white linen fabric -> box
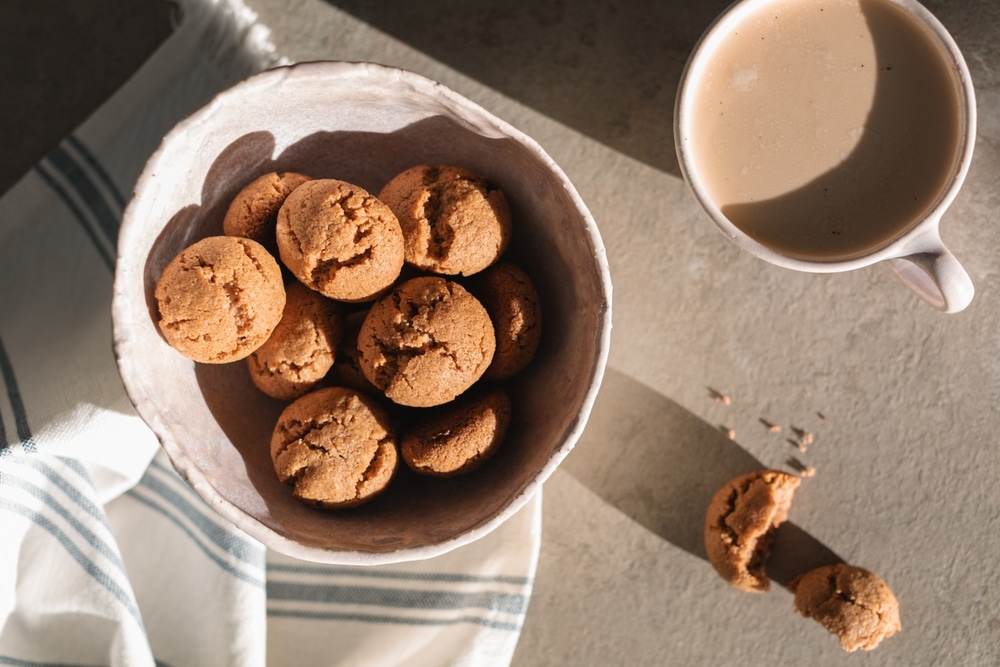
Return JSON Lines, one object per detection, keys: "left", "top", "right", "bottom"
{"left": 0, "top": 0, "right": 541, "bottom": 664}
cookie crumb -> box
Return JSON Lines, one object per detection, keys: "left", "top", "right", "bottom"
{"left": 709, "top": 388, "right": 732, "bottom": 405}
{"left": 792, "top": 426, "right": 814, "bottom": 447}
{"left": 760, "top": 418, "right": 782, "bottom": 433}
{"left": 787, "top": 456, "right": 816, "bottom": 477}
{"left": 719, "top": 425, "right": 736, "bottom": 440}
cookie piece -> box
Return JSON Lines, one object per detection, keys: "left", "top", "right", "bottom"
{"left": 276, "top": 178, "right": 405, "bottom": 303}
{"left": 154, "top": 236, "right": 285, "bottom": 364}
{"left": 222, "top": 171, "right": 311, "bottom": 257}
{"left": 378, "top": 165, "right": 511, "bottom": 276}
{"left": 790, "top": 564, "right": 901, "bottom": 652}
{"left": 704, "top": 469, "right": 801, "bottom": 592}
{"left": 247, "top": 280, "right": 342, "bottom": 401}
{"left": 270, "top": 386, "right": 398, "bottom": 508}
{"left": 470, "top": 262, "right": 542, "bottom": 380}
{"left": 357, "top": 276, "right": 496, "bottom": 407}
{"left": 401, "top": 387, "right": 512, "bottom": 476}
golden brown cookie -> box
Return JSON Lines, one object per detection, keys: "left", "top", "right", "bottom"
{"left": 469, "top": 262, "right": 542, "bottom": 380}
{"left": 790, "top": 564, "right": 901, "bottom": 652}
{"left": 276, "top": 179, "right": 405, "bottom": 303}
{"left": 378, "top": 165, "right": 512, "bottom": 276}
{"left": 154, "top": 235, "right": 285, "bottom": 364}
{"left": 222, "top": 171, "right": 311, "bottom": 257}
{"left": 247, "top": 280, "right": 342, "bottom": 401}
{"left": 357, "top": 276, "right": 496, "bottom": 407}
{"left": 401, "top": 387, "right": 512, "bottom": 476}
{"left": 270, "top": 386, "right": 398, "bottom": 508}
{"left": 704, "top": 469, "right": 801, "bottom": 592}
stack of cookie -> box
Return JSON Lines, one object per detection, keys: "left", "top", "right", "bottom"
{"left": 153, "top": 165, "right": 542, "bottom": 510}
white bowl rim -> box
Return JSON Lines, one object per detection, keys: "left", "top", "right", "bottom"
{"left": 112, "top": 60, "right": 613, "bottom": 565}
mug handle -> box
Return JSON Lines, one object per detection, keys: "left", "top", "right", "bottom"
{"left": 886, "top": 233, "right": 974, "bottom": 313}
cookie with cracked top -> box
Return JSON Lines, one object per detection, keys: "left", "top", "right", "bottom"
{"left": 270, "top": 386, "right": 398, "bottom": 509}
{"left": 401, "top": 386, "right": 511, "bottom": 477}
{"left": 378, "top": 164, "right": 511, "bottom": 277}
{"left": 154, "top": 235, "right": 285, "bottom": 364}
{"left": 247, "top": 280, "right": 342, "bottom": 401}
{"left": 790, "top": 563, "right": 901, "bottom": 652}
{"left": 276, "top": 178, "right": 404, "bottom": 303}
{"left": 469, "top": 261, "right": 542, "bottom": 380}
{"left": 357, "top": 276, "right": 495, "bottom": 407}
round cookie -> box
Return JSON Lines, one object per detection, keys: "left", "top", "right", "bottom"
{"left": 357, "top": 276, "right": 496, "bottom": 408}
{"left": 790, "top": 564, "right": 901, "bottom": 652}
{"left": 247, "top": 280, "right": 343, "bottom": 401}
{"left": 270, "top": 386, "right": 398, "bottom": 508}
{"left": 704, "top": 469, "right": 801, "bottom": 593}
{"left": 154, "top": 235, "right": 285, "bottom": 364}
{"left": 222, "top": 171, "right": 311, "bottom": 257}
{"left": 469, "top": 262, "right": 542, "bottom": 380}
{"left": 401, "top": 387, "right": 512, "bottom": 477}
{"left": 378, "top": 164, "right": 512, "bottom": 276}
{"left": 276, "top": 178, "right": 405, "bottom": 303}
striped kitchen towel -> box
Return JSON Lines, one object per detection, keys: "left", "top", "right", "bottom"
{"left": 0, "top": 0, "right": 541, "bottom": 665}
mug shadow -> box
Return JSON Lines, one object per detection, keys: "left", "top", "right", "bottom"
{"left": 717, "top": 0, "right": 963, "bottom": 261}
{"left": 563, "top": 367, "right": 843, "bottom": 588}
{"left": 321, "top": 0, "right": 734, "bottom": 177}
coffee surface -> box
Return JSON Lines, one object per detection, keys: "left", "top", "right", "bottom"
{"left": 689, "top": 0, "right": 962, "bottom": 261}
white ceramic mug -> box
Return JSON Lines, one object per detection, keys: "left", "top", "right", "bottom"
{"left": 675, "top": 0, "right": 976, "bottom": 313}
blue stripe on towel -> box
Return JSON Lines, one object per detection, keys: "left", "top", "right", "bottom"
{"left": 267, "top": 581, "right": 528, "bottom": 616}
{"left": 0, "top": 335, "right": 35, "bottom": 453}
{"left": 0, "top": 497, "right": 143, "bottom": 627}
{"left": 0, "top": 469, "right": 127, "bottom": 578}
{"left": 125, "top": 490, "right": 266, "bottom": 589}
{"left": 32, "top": 163, "right": 115, "bottom": 272}
{"left": 17, "top": 457, "right": 112, "bottom": 529}
{"left": 143, "top": 459, "right": 263, "bottom": 566}
{"left": 65, "top": 135, "right": 127, "bottom": 210}
{"left": 0, "top": 655, "right": 102, "bottom": 667}
{"left": 266, "top": 608, "right": 523, "bottom": 633}
{"left": 267, "top": 563, "right": 533, "bottom": 587}
{"left": 45, "top": 144, "right": 121, "bottom": 248}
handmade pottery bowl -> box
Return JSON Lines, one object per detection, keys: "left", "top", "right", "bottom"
{"left": 111, "top": 61, "right": 612, "bottom": 565}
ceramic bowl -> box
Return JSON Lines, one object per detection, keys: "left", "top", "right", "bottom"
{"left": 111, "top": 61, "right": 612, "bottom": 565}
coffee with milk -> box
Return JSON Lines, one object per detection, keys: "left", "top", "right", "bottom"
{"left": 686, "top": 0, "right": 963, "bottom": 261}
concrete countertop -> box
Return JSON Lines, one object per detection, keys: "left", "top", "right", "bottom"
{"left": 15, "top": 0, "right": 1000, "bottom": 664}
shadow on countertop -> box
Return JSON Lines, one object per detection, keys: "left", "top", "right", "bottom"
{"left": 322, "top": 0, "right": 733, "bottom": 177}
{"left": 0, "top": 0, "right": 177, "bottom": 197}
{"left": 563, "top": 366, "right": 844, "bottom": 588}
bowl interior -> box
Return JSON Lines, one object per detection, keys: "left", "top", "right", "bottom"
{"left": 113, "top": 61, "right": 610, "bottom": 564}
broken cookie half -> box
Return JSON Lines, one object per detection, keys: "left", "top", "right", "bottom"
{"left": 704, "top": 469, "right": 801, "bottom": 592}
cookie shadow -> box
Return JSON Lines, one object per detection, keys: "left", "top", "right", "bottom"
{"left": 563, "top": 367, "right": 843, "bottom": 587}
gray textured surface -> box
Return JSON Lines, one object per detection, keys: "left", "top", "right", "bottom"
{"left": 18, "top": 0, "right": 1000, "bottom": 663}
